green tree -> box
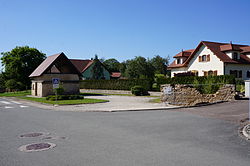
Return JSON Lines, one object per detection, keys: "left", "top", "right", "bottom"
{"left": 103, "top": 58, "right": 120, "bottom": 72}
{"left": 1, "top": 46, "right": 46, "bottom": 90}
{"left": 125, "top": 56, "right": 154, "bottom": 79}
{"left": 149, "top": 55, "right": 169, "bottom": 75}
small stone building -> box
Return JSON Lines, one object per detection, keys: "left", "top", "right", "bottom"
{"left": 29, "top": 52, "right": 82, "bottom": 97}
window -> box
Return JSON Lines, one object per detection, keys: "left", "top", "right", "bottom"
{"left": 202, "top": 55, "right": 206, "bottom": 61}
{"left": 176, "top": 58, "right": 181, "bottom": 64}
{"left": 191, "top": 70, "right": 198, "bottom": 76}
{"left": 247, "top": 71, "right": 250, "bottom": 78}
{"left": 203, "top": 70, "right": 217, "bottom": 76}
{"left": 230, "top": 70, "right": 242, "bottom": 78}
{"left": 208, "top": 70, "right": 213, "bottom": 76}
{"left": 233, "top": 52, "right": 238, "bottom": 60}
{"left": 199, "top": 54, "right": 210, "bottom": 62}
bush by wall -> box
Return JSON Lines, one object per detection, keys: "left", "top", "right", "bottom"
{"left": 164, "top": 75, "right": 235, "bottom": 85}
{"left": 46, "top": 95, "right": 84, "bottom": 101}
{"left": 131, "top": 86, "right": 149, "bottom": 96}
{"left": 80, "top": 79, "right": 152, "bottom": 91}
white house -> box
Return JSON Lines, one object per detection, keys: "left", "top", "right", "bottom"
{"left": 168, "top": 41, "right": 250, "bottom": 80}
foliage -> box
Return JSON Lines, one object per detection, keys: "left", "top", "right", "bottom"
{"left": 5, "top": 79, "right": 24, "bottom": 91}
{"left": 153, "top": 74, "right": 168, "bottom": 91}
{"left": 53, "top": 85, "right": 64, "bottom": 95}
{"left": 149, "top": 55, "right": 169, "bottom": 75}
{"left": 46, "top": 95, "right": 84, "bottom": 101}
{"left": 131, "top": 85, "right": 149, "bottom": 96}
{"left": 1, "top": 46, "right": 46, "bottom": 90}
{"left": 20, "top": 96, "right": 108, "bottom": 105}
{"left": 0, "top": 90, "right": 31, "bottom": 97}
{"left": 164, "top": 75, "right": 236, "bottom": 94}
{"left": 103, "top": 58, "right": 121, "bottom": 72}
{"left": 164, "top": 75, "right": 235, "bottom": 85}
{"left": 125, "top": 56, "right": 154, "bottom": 79}
{"left": 80, "top": 79, "right": 152, "bottom": 91}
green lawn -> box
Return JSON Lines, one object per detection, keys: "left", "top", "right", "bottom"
{"left": 0, "top": 90, "right": 108, "bottom": 105}
{"left": 19, "top": 96, "right": 108, "bottom": 105}
{"left": 0, "top": 90, "right": 31, "bottom": 97}
{"left": 149, "top": 98, "right": 162, "bottom": 103}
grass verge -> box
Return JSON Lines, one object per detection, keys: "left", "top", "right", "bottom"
{"left": 149, "top": 98, "right": 161, "bottom": 103}
{"left": 19, "top": 96, "right": 108, "bottom": 105}
{"left": 0, "top": 90, "right": 31, "bottom": 97}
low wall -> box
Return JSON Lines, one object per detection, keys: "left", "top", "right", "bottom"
{"left": 161, "top": 84, "right": 235, "bottom": 106}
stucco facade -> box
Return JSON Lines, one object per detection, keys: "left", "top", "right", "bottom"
{"left": 29, "top": 52, "right": 81, "bottom": 97}
{"left": 169, "top": 41, "right": 250, "bottom": 80}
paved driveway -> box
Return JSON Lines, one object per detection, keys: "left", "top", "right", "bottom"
{"left": 12, "top": 95, "right": 177, "bottom": 112}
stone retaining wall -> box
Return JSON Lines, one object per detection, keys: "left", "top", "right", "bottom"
{"left": 161, "top": 84, "right": 235, "bottom": 106}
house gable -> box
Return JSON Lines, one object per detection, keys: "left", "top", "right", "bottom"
{"left": 187, "top": 44, "right": 224, "bottom": 76}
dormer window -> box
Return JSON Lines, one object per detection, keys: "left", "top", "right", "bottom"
{"left": 176, "top": 58, "right": 181, "bottom": 64}
{"left": 233, "top": 52, "right": 238, "bottom": 60}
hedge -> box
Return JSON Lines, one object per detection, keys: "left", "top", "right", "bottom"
{"left": 164, "top": 75, "right": 235, "bottom": 85}
{"left": 80, "top": 79, "right": 152, "bottom": 91}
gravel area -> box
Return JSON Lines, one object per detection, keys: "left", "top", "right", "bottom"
{"left": 12, "top": 95, "right": 177, "bottom": 112}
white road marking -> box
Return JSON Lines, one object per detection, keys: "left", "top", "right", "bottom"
{"left": 5, "top": 106, "right": 14, "bottom": 109}
{"left": 20, "top": 105, "right": 28, "bottom": 108}
{"left": 11, "top": 101, "right": 22, "bottom": 104}
{"left": 0, "top": 101, "right": 11, "bottom": 104}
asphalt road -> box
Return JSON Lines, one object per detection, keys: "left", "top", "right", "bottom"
{"left": 0, "top": 98, "right": 249, "bottom": 166}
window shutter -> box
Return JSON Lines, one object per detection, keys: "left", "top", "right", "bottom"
{"left": 214, "top": 70, "right": 217, "bottom": 76}
{"left": 204, "top": 71, "right": 208, "bottom": 76}
{"left": 199, "top": 56, "right": 202, "bottom": 62}
{"left": 207, "top": 54, "right": 210, "bottom": 61}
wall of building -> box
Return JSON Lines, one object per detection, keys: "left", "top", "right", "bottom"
{"left": 31, "top": 74, "right": 80, "bottom": 97}
{"left": 188, "top": 45, "right": 224, "bottom": 76}
{"left": 170, "top": 67, "right": 188, "bottom": 77}
{"left": 224, "top": 63, "right": 250, "bottom": 80}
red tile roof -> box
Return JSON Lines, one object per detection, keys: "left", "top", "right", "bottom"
{"left": 173, "top": 49, "right": 194, "bottom": 58}
{"left": 70, "top": 59, "right": 94, "bottom": 73}
{"left": 168, "top": 41, "right": 250, "bottom": 69}
{"left": 111, "top": 72, "right": 121, "bottom": 78}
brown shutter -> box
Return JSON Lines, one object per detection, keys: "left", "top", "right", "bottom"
{"left": 207, "top": 54, "right": 210, "bottom": 61}
{"left": 214, "top": 70, "right": 217, "bottom": 76}
{"left": 204, "top": 71, "right": 208, "bottom": 76}
{"left": 199, "top": 56, "right": 202, "bottom": 62}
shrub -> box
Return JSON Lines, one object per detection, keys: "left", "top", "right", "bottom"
{"left": 46, "top": 95, "right": 84, "bottom": 101}
{"left": 80, "top": 79, "right": 152, "bottom": 91}
{"left": 131, "top": 86, "right": 149, "bottom": 96}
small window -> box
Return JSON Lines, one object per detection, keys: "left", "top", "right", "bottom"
{"left": 208, "top": 70, "right": 213, "bottom": 76}
{"left": 176, "top": 59, "right": 181, "bottom": 64}
{"left": 233, "top": 52, "right": 238, "bottom": 60}
{"left": 202, "top": 55, "right": 207, "bottom": 62}
{"left": 239, "top": 70, "right": 242, "bottom": 78}
{"left": 230, "top": 70, "right": 238, "bottom": 78}
{"left": 247, "top": 71, "right": 250, "bottom": 78}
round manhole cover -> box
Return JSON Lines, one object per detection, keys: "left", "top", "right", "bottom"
{"left": 242, "top": 124, "right": 250, "bottom": 140}
{"left": 19, "top": 142, "right": 56, "bottom": 152}
{"left": 19, "top": 132, "right": 48, "bottom": 138}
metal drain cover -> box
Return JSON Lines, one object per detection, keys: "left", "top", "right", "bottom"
{"left": 20, "top": 132, "right": 48, "bottom": 138}
{"left": 19, "top": 142, "right": 56, "bottom": 152}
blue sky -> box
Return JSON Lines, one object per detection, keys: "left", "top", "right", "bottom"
{"left": 0, "top": 0, "right": 250, "bottom": 64}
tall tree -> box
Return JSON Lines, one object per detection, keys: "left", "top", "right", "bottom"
{"left": 103, "top": 58, "right": 120, "bottom": 72}
{"left": 1, "top": 46, "right": 46, "bottom": 89}
{"left": 149, "top": 55, "right": 169, "bottom": 75}
{"left": 125, "top": 56, "right": 154, "bottom": 79}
